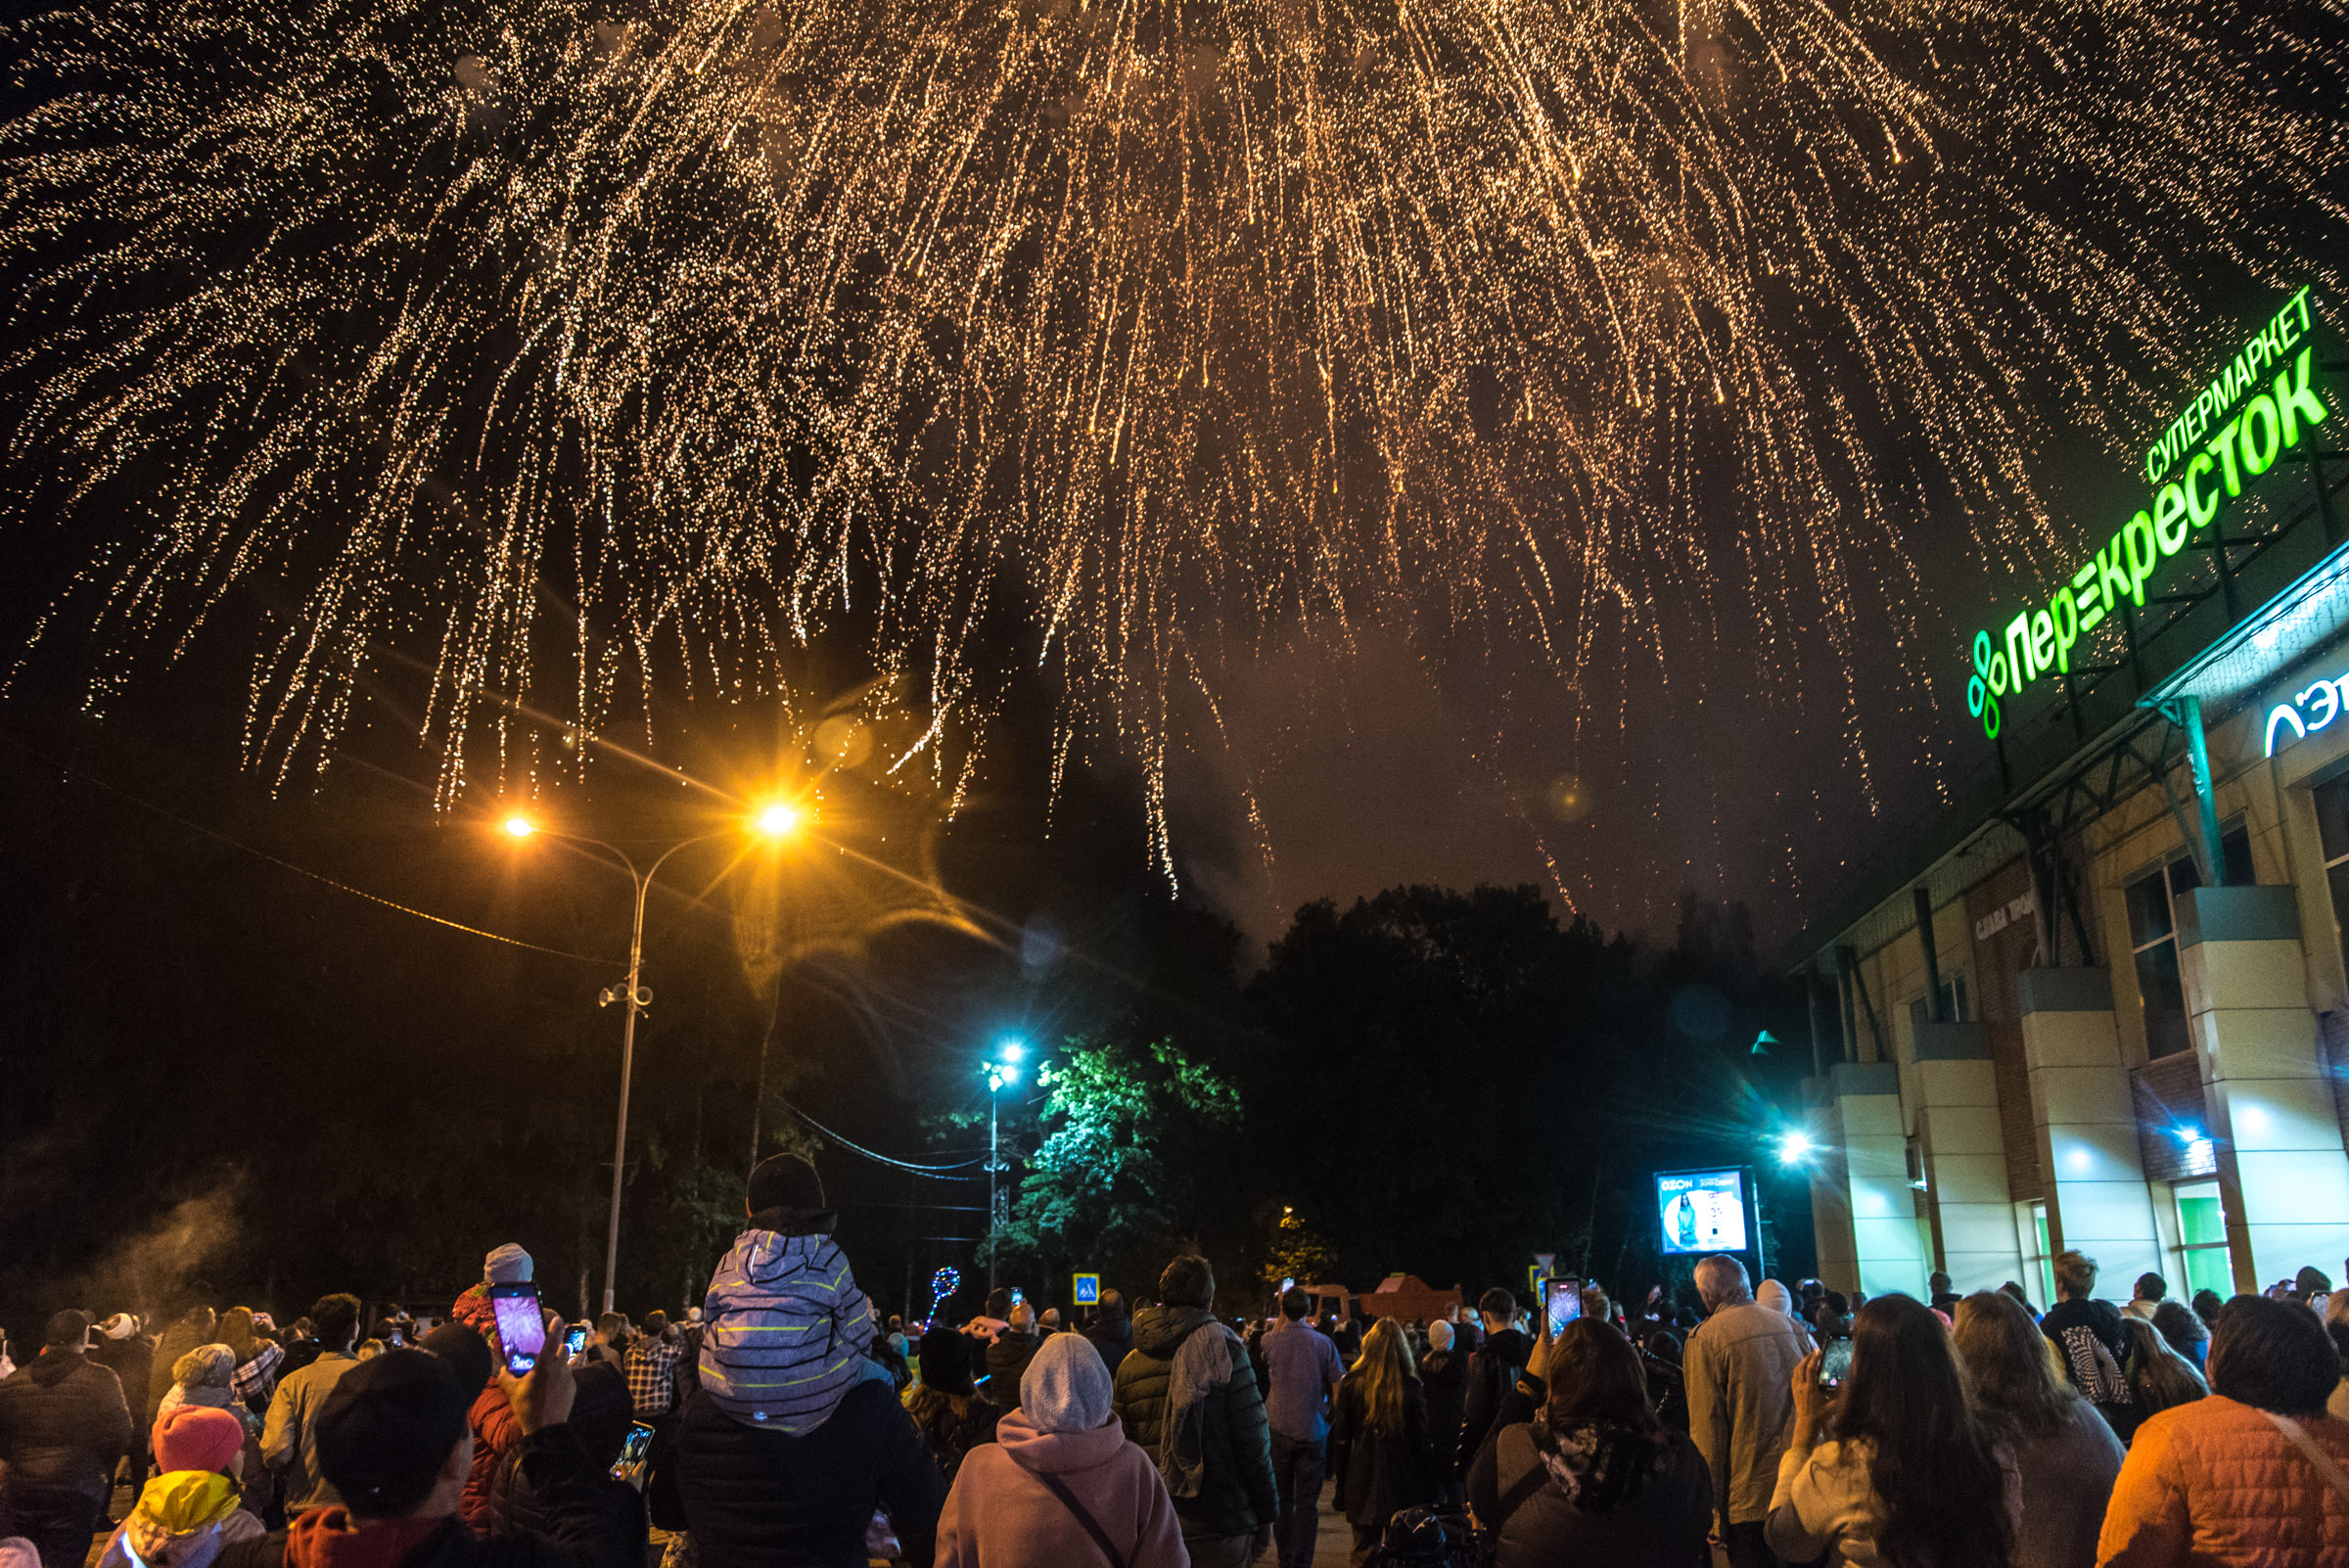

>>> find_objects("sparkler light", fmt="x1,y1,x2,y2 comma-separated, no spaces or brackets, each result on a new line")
4,2,2341,882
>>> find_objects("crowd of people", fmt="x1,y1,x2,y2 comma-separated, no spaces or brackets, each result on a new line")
3,1164,2346,1568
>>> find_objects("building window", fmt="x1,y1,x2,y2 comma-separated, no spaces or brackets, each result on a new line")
2124,826,2253,1059
2023,1202,2055,1311
2310,774,2349,985
2173,1179,2232,1299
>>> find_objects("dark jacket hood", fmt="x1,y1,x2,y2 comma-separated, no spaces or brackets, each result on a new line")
1130,1305,1219,1360
29,1350,88,1387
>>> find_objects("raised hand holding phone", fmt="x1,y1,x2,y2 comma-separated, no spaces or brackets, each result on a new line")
487,1282,548,1376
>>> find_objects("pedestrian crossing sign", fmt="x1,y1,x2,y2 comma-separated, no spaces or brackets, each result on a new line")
1072,1272,1100,1306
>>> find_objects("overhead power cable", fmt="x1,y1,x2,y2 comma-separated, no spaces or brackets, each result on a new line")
777,1097,986,1176
0,732,620,967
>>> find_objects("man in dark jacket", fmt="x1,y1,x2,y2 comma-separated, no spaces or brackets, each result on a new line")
981,1304,1041,1406
1111,1256,1278,1568
1455,1287,1533,1476
673,1152,944,1568
0,1310,134,1567
1084,1290,1133,1373
89,1314,156,1504
212,1326,636,1568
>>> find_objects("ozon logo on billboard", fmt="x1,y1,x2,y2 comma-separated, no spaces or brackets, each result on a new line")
1965,289,2331,739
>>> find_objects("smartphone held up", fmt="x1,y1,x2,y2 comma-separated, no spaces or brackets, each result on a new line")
488,1282,548,1376
1543,1277,1584,1338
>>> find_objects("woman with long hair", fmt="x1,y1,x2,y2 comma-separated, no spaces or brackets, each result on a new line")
2116,1314,2207,1420
1951,1291,2122,1568
1329,1317,1437,1566
903,1325,1001,1483
210,1308,280,1415
1768,1293,2019,1568
1466,1317,1710,1567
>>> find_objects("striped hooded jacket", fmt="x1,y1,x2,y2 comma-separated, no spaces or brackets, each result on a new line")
698,1227,881,1435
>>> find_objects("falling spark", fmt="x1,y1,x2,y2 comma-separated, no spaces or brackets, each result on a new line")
3,0,2341,888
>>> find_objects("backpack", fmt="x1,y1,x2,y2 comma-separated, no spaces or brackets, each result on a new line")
1362,1506,1479,1568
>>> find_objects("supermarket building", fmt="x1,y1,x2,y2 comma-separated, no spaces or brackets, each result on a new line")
1787,289,2349,1303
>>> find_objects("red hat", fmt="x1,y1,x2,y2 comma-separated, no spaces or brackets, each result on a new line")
154,1406,245,1475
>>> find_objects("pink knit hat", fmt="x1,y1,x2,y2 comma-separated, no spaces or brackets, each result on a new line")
154,1406,245,1475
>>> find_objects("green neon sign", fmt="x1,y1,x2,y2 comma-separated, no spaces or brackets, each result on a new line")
1967,288,2330,738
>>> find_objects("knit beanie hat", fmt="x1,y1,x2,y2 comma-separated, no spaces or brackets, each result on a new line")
418,1322,493,1397
1428,1319,1453,1353
153,1406,246,1475
173,1345,237,1390
744,1154,836,1236
315,1350,473,1520
1020,1331,1114,1434
699,1227,875,1434
484,1243,534,1286
917,1325,972,1396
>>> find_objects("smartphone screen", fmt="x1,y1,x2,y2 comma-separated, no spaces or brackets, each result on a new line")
1819,1338,1855,1389
621,1422,655,1464
565,1325,588,1357
1010,1288,1023,1306
1543,1277,1584,1337
488,1283,546,1375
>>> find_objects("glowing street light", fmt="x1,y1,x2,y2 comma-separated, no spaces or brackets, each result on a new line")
984,1038,1028,1292
500,803,806,1314
1775,1130,1815,1166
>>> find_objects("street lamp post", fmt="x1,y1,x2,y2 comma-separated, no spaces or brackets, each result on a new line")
505,803,800,1315
983,1040,1025,1296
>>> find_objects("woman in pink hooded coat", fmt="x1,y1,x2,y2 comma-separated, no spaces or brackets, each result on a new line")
935,1329,1187,1568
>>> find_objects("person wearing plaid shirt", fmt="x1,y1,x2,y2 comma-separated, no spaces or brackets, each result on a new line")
626,1310,680,1417
230,1338,283,1406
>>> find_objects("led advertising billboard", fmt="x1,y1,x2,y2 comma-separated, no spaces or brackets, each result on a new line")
1657,1168,1749,1255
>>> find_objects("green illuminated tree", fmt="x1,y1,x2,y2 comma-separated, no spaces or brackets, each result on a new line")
995,1035,1240,1289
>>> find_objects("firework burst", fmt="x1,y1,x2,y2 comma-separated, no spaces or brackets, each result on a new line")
4,0,2341,886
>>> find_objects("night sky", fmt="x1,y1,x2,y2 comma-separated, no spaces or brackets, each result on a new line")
3,2,2347,1321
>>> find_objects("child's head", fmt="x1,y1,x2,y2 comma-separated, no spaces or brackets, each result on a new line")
153,1406,245,1477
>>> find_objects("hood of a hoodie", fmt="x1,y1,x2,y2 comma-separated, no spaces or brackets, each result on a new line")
447,1287,498,1340
698,1227,876,1435
1130,1305,1220,1360
283,1509,454,1568
28,1349,87,1388
124,1474,243,1568
994,1407,1128,1475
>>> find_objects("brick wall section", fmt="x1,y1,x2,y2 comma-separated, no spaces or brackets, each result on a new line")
2134,1052,2218,1183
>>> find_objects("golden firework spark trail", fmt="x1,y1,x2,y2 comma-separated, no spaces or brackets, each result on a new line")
3,1,2342,889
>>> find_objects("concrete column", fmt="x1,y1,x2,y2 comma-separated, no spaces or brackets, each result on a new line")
1834,1061,1926,1297
1911,1023,2026,1293
2016,968,2161,1285
1803,1077,1858,1294
2177,886,2349,1290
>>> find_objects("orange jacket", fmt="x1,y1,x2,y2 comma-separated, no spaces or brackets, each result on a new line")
2097,1396,2349,1567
